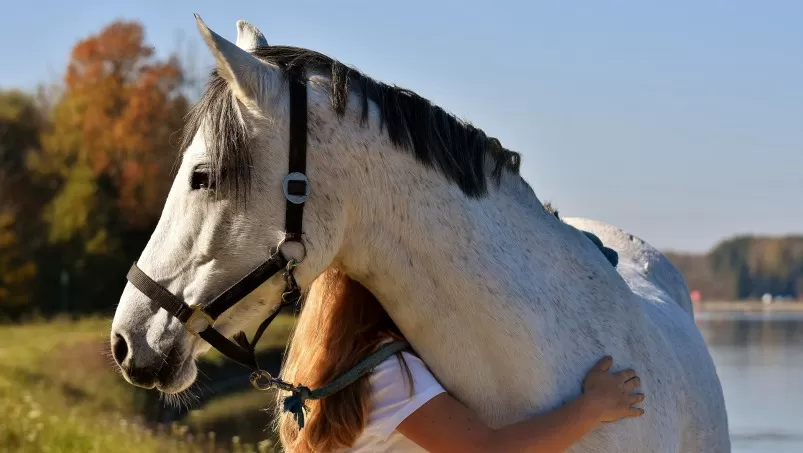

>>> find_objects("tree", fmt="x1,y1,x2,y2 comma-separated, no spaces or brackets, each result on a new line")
0,91,41,179
0,213,37,314
35,20,186,231
26,20,189,314
0,90,45,316
667,235,803,301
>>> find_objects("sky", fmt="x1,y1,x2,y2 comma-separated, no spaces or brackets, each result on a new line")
1,1,801,252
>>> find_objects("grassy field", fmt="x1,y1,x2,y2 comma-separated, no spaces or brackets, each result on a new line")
0,315,295,453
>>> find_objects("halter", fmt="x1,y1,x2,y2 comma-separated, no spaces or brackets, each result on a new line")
126,65,310,371
125,66,409,426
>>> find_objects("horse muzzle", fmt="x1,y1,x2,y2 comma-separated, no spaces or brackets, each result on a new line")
111,329,194,392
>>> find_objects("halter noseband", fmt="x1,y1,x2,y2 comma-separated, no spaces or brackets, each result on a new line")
125,65,310,371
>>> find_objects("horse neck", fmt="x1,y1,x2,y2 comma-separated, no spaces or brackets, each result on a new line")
330,131,630,358
336,154,632,313
300,77,627,306
305,88,634,419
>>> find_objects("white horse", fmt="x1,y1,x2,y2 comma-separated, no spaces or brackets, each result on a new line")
111,17,729,452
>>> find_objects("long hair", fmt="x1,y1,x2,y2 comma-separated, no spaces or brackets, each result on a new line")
277,268,411,452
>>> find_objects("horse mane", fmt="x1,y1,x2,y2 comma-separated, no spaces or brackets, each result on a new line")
180,45,523,200
543,201,561,219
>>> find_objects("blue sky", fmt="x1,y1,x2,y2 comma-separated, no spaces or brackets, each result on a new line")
1,1,801,251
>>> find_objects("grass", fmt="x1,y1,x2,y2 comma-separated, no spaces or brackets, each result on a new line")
0,315,294,453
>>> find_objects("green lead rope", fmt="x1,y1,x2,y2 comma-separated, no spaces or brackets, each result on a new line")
273,340,410,429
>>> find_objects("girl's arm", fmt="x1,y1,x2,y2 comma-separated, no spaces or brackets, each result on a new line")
397,356,645,453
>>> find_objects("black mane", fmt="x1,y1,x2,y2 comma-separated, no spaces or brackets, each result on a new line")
181,45,522,199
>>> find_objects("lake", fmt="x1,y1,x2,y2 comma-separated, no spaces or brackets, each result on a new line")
696,311,803,453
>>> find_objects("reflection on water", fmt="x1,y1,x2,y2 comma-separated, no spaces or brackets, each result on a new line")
696,312,803,453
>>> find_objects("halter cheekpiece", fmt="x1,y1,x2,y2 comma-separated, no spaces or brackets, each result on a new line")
127,65,309,371
125,64,407,428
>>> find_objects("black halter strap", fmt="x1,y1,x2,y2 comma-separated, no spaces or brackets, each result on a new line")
125,66,310,370
284,64,308,243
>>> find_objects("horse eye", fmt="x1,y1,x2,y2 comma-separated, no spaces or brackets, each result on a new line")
190,171,211,190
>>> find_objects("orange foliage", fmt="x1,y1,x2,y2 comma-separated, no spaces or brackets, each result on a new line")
42,20,187,228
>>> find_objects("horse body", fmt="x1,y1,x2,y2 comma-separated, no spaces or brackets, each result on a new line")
324,132,728,451
110,18,729,452
563,218,729,452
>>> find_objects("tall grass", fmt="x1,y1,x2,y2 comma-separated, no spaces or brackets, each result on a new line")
0,316,290,452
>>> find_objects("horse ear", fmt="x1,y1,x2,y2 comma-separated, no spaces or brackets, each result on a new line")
236,20,268,51
195,14,275,107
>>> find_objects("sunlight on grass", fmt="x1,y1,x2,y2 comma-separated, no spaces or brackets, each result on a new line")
0,316,292,452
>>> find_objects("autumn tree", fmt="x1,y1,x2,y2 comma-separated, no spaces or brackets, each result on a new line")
35,20,186,230
0,90,42,191
0,90,43,314
0,213,37,314
26,20,189,313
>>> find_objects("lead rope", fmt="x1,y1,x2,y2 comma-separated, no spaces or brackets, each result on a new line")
237,258,410,429
249,339,410,429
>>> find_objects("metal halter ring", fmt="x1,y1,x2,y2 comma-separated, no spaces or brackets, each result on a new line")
282,259,298,285
185,305,214,336
283,172,310,205
286,259,299,273
250,370,274,390
277,238,307,264
250,369,301,393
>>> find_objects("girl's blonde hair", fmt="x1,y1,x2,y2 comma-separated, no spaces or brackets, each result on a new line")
277,268,410,452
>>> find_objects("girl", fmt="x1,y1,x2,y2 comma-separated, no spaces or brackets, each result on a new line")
277,269,645,452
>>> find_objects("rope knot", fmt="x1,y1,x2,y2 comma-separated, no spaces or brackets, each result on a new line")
283,386,312,429
259,341,408,431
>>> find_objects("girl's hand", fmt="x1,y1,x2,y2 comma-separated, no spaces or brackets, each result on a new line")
582,356,645,423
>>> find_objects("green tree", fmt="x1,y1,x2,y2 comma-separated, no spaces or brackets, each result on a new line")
26,20,189,314
668,235,803,301
0,90,46,316
0,213,37,314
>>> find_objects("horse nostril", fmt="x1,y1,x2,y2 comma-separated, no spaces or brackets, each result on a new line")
112,333,129,366
110,332,160,389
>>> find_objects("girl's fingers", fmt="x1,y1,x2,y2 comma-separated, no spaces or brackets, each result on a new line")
624,376,641,390
627,393,646,404
625,407,646,418
616,369,637,381
595,356,613,372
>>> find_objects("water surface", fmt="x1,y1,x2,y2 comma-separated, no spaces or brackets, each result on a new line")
697,311,803,453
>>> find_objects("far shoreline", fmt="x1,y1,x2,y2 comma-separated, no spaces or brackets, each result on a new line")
694,300,803,313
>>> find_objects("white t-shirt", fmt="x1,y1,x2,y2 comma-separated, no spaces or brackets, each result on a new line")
346,351,446,452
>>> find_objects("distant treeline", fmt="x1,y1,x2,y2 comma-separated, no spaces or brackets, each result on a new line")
0,21,188,319
666,236,803,301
